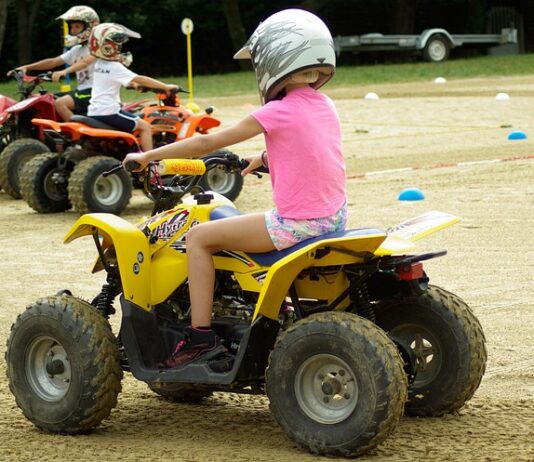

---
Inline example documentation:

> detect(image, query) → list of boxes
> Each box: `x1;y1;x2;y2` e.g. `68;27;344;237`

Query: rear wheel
20;152;72;213
375;285;487;416
5;295;123;433
0;138;50;198
68;156;132;214
266;312;407;458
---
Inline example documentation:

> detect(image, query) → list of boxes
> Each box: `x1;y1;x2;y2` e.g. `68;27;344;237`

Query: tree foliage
0;0;499;79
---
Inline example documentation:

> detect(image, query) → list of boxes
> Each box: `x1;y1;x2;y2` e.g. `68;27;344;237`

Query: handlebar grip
124;160;141;172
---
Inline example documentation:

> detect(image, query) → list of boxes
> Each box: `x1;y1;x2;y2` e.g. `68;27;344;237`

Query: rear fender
177;115;220;139
32;118;86;141
64;213;151;311
376;211;459;256
77;126;139;145
254;232;386;321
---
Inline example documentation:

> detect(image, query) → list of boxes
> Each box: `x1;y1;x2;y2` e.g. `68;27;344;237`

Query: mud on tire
375;284;487;417
20;152;72;213
266;312;407;458
5;295;123;433
0;138;50;198
68;156;132;214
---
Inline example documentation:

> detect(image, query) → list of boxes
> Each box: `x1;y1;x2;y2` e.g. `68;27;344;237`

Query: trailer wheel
423;34;450;62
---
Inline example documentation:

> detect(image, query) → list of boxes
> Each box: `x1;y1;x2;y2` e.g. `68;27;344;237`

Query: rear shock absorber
351;282;376;323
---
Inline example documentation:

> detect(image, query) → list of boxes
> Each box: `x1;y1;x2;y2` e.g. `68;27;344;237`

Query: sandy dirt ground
0;76;533;461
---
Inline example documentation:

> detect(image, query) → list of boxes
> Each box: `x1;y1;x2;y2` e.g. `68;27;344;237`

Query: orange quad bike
19;86;244;214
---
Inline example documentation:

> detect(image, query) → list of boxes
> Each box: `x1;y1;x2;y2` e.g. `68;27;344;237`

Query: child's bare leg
185;212;275;327
137;119;153;151
54;95;75;121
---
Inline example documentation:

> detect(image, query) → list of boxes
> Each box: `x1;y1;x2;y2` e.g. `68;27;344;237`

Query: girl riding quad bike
5;154;487;458
20;86;243;214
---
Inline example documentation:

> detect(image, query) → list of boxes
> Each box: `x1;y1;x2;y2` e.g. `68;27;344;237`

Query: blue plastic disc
398;187;425;201
508;130;527;140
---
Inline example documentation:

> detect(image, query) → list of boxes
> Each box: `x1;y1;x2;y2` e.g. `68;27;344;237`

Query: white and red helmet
89;23;141;67
234;9;336;104
57;5;99;47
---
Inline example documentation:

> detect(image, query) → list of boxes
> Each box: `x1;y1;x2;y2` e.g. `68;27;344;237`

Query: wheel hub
295;354;358;424
25;336;71;401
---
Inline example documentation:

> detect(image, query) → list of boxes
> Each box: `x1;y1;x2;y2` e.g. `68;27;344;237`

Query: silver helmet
234;9;336;104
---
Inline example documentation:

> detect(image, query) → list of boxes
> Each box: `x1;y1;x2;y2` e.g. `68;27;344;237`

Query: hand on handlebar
123;152;149;172
51;70;65;83
7;68;25;78
241;153;266;176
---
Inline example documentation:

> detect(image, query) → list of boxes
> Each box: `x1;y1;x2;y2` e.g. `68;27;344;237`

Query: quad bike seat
210;205;385;266
70;115;117;130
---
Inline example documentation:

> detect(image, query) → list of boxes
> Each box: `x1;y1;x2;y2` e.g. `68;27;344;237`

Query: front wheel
20;152;72;213
5;295;123;433
266;312;407;458
0;138;50;198
375;285;487;416
68;156;132;214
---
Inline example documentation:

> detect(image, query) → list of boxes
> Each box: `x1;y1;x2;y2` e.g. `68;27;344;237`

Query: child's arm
124;115;264;170
51;55;96;82
130;75;177;94
7;56;65;76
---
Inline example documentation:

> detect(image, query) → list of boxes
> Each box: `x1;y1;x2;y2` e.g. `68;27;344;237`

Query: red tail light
397;262;424;280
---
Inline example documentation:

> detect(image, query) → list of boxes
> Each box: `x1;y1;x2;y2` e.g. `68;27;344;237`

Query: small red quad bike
0;71;61;198
20;87;243;214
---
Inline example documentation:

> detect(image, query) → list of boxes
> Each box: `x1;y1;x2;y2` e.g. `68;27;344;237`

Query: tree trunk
16;0;41;64
0;0;7;59
389;0;418;34
221;0;249;70
467;0;487;33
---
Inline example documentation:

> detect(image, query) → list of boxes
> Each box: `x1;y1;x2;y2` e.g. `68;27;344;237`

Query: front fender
65;213;152;311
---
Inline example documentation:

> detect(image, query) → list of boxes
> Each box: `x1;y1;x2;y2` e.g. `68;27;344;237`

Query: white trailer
333;28;518;62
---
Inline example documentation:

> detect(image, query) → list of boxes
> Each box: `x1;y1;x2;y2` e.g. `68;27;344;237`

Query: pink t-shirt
251;86;346;219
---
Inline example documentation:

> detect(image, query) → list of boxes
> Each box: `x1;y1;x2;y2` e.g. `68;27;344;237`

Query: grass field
1;53;534;100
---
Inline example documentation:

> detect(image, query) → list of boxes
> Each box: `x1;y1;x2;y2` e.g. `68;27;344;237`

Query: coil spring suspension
92;277;121;318
352;282;375;322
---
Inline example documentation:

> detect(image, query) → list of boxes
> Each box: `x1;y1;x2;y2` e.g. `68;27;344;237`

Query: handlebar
126;85;188;95
102;153;268;215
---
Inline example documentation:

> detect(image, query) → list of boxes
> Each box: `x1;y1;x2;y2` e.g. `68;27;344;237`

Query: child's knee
136;118;150;131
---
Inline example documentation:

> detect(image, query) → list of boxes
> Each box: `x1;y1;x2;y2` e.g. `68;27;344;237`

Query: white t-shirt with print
88;60;137;116
60;44;94;91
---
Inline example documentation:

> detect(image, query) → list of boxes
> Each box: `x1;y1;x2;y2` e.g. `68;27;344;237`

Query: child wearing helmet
58;22;178;152
123;9;347;368
8;5;99;121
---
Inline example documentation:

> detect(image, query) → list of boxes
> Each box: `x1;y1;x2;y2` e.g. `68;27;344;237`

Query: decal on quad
150;210;190;241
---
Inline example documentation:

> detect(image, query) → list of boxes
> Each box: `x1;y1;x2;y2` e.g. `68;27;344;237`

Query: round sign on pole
181;18;194;35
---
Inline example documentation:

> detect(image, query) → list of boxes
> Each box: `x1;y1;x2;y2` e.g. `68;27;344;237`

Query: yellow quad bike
6;155;487;458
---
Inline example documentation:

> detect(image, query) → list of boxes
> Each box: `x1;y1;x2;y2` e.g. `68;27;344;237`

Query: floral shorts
265;203;348;251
